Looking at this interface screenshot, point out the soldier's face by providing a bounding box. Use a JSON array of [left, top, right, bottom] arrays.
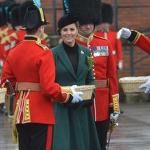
[[96, 23, 110, 32], [60, 23, 78, 47], [79, 24, 94, 36]]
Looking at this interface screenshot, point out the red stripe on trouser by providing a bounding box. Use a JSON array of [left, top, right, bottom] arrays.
[[46, 125, 53, 150]]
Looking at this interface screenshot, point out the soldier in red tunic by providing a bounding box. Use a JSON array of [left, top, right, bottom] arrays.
[[0, 2, 10, 40], [76, 26, 120, 150], [118, 27, 150, 94], [0, 1, 13, 63], [1, 3, 83, 150], [0, 1, 16, 113], [96, 3, 123, 70], [0, 1, 49, 64], [0, 3, 26, 63], [69, 1, 120, 149], [118, 27, 150, 54]]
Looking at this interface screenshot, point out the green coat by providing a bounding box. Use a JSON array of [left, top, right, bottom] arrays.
[[52, 43, 101, 150]]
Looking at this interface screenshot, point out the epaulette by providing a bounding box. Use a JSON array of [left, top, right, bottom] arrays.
[[0, 32, 18, 45], [93, 33, 107, 40], [36, 39, 49, 50], [3, 28, 9, 36], [9, 32, 18, 40], [0, 31, 3, 38], [24, 35, 49, 50], [1, 35, 11, 44], [0, 28, 9, 38]]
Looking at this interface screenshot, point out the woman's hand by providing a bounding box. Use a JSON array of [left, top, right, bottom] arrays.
[[70, 85, 83, 103]]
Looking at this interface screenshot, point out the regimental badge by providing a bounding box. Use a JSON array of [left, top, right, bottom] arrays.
[[91, 46, 109, 57], [81, 50, 84, 55]]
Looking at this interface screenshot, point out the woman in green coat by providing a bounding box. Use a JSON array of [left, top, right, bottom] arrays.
[[52, 15, 101, 150]]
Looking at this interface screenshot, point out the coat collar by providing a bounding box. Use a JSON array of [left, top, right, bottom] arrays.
[[76, 33, 93, 45], [56, 43, 85, 79], [24, 35, 41, 42]]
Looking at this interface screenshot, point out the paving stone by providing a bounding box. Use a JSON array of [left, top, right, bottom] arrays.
[[0, 102, 150, 150]]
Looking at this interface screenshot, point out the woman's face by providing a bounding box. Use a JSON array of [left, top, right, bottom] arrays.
[[60, 23, 78, 47]]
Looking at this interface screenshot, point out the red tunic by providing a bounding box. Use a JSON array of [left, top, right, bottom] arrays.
[[1, 35, 68, 125], [76, 33, 119, 121], [0, 29, 26, 62]]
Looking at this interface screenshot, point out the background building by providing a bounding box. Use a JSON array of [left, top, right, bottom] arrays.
[[0, 0, 150, 77], [41, 0, 150, 77]]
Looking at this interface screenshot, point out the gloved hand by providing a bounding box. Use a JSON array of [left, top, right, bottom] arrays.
[[118, 60, 123, 70], [139, 78, 150, 93], [117, 27, 131, 39], [110, 112, 120, 122], [71, 85, 83, 103]]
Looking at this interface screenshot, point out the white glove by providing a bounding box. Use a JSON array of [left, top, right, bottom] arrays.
[[71, 85, 83, 103], [110, 112, 120, 122], [117, 27, 131, 39], [118, 60, 123, 70], [139, 78, 150, 93]]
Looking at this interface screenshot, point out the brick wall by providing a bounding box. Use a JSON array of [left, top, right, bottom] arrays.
[[2, 0, 148, 77], [41, 0, 63, 34], [103, 0, 150, 31], [41, 0, 150, 32], [103, 0, 150, 77], [121, 44, 150, 77]]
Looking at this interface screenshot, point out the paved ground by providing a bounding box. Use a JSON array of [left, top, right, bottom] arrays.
[[110, 102, 150, 150], [0, 102, 150, 150]]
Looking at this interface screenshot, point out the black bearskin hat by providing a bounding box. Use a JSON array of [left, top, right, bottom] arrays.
[[1, 0, 15, 24], [20, 1, 34, 26], [101, 3, 113, 24], [0, 3, 7, 26], [7, 3, 20, 24], [9, 4, 21, 27], [68, 0, 102, 25]]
